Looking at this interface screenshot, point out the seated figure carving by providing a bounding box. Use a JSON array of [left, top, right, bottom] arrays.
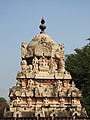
[[68, 81, 81, 97], [17, 60, 29, 78], [21, 60, 27, 71], [38, 55, 49, 71]]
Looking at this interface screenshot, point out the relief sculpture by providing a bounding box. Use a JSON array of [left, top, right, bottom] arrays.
[[38, 55, 49, 71], [5, 18, 87, 118]]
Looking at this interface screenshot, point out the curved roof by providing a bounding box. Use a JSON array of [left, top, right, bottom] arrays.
[[25, 18, 61, 58], [27, 33, 58, 50]]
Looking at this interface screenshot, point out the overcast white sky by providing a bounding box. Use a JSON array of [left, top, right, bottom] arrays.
[[0, 0, 90, 100]]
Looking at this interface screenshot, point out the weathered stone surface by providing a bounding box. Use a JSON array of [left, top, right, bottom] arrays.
[[5, 18, 87, 118]]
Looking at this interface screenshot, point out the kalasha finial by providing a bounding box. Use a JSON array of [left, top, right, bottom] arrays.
[[39, 17, 46, 33]]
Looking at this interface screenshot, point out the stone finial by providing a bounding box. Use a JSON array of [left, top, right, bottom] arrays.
[[39, 17, 46, 33]]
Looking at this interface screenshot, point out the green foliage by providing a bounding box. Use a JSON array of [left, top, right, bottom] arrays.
[[0, 97, 7, 103], [0, 97, 8, 118], [65, 41, 90, 116]]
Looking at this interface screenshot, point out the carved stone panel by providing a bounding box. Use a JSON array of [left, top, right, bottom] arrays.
[[35, 45, 51, 56]]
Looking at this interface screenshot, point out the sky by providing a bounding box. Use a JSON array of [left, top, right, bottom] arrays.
[[0, 0, 90, 100]]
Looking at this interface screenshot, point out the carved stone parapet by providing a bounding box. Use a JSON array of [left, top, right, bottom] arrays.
[[63, 71, 72, 79], [16, 71, 26, 78], [16, 70, 31, 79], [55, 73, 63, 79], [35, 71, 54, 79]]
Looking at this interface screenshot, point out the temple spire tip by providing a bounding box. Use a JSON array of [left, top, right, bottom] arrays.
[[39, 17, 46, 34]]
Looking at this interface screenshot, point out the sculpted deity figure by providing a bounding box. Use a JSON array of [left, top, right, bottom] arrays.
[[34, 81, 39, 87], [13, 99, 18, 106], [16, 97, 21, 104], [58, 58, 65, 72], [32, 56, 38, 72], [49, 57, 57, 73], [44, 84, 53, 97], [71, 81, 81, 97], [21, 42, 27, 58], [27, 79, 34, 89], [59, 44, 64, 56], [56, 80, 62, 92], [72, 98, 81, 107], [27, 97, 32, 107], [61, 80, 69, 97], [35, 82, 40, 96], [38, 84, 46, 96], [52, 81, 58, 96], [59, 97, 65, 107], [21, 79, 27, 88], [38, 55, 49, 71], [21, 60, 27, 70], [15, 90, 21, 96], [43, 98, 48, 106], [28, 65, 32, 72], [63, 81, 67, 91], [19, 60, 29, 78], [63, 80, 70, 89]]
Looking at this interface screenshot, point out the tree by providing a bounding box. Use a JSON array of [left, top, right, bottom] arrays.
[[0, 97, 8, 118], [65, 40, 90, 116]]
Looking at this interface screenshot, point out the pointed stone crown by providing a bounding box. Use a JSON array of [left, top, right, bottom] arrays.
[[39, 17, 46, 33]]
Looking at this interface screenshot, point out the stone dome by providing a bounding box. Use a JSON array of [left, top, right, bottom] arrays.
[[26, 33, 58, 58], [21, 18, 64, 58], [27, 17, 58, 56], [27, 33, 58, 50]]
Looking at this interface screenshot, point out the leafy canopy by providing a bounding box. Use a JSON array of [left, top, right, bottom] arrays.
[[65, 40, 90, 116]]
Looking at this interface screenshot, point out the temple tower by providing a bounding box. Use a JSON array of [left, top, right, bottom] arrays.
[[5, 18, 87, 118]]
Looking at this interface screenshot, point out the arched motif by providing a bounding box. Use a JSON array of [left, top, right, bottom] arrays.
[[35, 45, 51, 56]]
